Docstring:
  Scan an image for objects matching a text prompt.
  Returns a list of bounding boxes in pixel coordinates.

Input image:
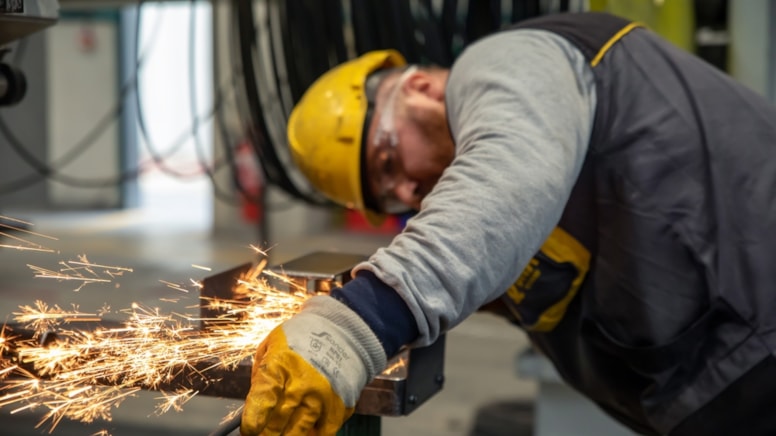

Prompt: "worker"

[240,11,776,436]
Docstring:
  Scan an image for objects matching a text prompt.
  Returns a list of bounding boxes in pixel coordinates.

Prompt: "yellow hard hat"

[287,50,406,224]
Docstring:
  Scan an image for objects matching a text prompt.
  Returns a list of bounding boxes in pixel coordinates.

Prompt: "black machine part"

[0,60,27,106]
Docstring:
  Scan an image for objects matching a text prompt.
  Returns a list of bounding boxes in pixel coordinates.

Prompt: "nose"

[393,178,422,210]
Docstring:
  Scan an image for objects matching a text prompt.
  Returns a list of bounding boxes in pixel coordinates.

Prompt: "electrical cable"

[375,2,400,51]
[322,0,349,70]
[395,1,423,62]
[211,16,253,205]
[0,96,238,195]
[249,1,322,212]
[0,69,240,194]
[132,1,215,180]
[233,0,326,205]
[254,1,294,183]
[0,1,249,196]
[276,0,302,103]
[0,2,183,192]
[440,0,460,62]
[267,0,294,119]
[133,2,235,179]
[349,0,380,54]
[512,0,542,23]
[209,3,297,215]
[414,0,454,66]
[130,0,258,207]
[187,0,242,206]
[464,0,501,45]
[267,1,338,207]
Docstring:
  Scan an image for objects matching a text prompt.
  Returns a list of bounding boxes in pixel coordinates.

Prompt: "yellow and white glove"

[240,296,387,436]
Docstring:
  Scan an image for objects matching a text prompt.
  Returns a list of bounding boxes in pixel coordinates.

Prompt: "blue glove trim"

[330,271,419,358]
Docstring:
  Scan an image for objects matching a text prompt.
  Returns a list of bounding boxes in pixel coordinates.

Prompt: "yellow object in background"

[589,0,696,52]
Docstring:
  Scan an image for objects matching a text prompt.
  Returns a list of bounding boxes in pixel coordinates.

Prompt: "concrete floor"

[0,210,537,436]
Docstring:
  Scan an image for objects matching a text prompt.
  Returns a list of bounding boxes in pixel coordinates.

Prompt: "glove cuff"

[282,295,387,407]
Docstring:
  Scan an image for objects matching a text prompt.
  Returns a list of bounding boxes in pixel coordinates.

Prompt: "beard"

[401,105,456,199]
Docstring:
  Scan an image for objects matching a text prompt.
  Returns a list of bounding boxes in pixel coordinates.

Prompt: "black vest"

[506,12,776,435]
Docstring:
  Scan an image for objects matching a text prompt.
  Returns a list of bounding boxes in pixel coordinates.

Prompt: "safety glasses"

[371,66,417,214]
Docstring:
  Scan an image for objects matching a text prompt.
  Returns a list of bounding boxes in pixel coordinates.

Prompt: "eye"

[382,150,395,178]
[375,148,394,181]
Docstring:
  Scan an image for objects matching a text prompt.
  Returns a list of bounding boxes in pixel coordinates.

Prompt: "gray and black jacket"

[334,11,776,435]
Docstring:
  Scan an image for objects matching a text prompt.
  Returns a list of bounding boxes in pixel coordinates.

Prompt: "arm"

[345,29,597,347]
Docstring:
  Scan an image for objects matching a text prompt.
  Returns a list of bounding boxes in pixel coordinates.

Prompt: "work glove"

[241,296,387,436]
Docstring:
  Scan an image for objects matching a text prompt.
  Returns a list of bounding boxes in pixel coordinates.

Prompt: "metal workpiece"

[199,261,255,327]
[199,251,447,416]
[126,336,446,418]
[355,337,446,416]
[266,251,369,291]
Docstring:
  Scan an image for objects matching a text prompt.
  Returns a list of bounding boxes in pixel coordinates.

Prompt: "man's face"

[363,68,454,213]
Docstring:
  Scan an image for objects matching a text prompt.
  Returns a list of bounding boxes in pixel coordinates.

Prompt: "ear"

[404,70,445,101]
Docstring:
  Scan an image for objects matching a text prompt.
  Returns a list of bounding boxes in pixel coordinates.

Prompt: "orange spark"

[0,260,309,432]
[26,255,134,292]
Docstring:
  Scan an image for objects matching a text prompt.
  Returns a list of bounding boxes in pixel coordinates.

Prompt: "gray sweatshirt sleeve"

[353,29,597,346]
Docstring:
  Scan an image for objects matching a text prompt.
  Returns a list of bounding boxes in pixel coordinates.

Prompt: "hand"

[241,296,387,436]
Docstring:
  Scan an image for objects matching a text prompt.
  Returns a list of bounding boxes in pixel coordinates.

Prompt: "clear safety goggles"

[371,66,417,215]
